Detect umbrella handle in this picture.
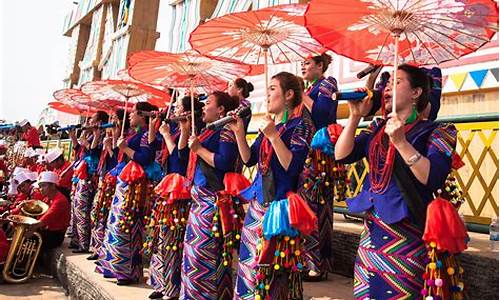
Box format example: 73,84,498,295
264,47,269,114
121,96,129,137
190,83,195,136
165,89,176,120
392,33,399,114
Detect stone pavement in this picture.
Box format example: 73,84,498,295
57,239,354,300
0,277,67,300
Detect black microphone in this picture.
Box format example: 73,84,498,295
206,106,252,130
331,90,382,102
356,64,381,79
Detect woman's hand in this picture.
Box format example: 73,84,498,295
117,137,127,150
227,112,244,135
159,122,171,137
385,112,406,146
103,137,112,150
188,135,201,153
260,114,278,142
347,87,373,118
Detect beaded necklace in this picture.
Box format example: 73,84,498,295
368,112,419,194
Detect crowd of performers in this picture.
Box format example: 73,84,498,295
0,56,470,300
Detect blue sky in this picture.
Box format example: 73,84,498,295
0,0,73,123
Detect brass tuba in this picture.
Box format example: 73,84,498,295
2,200,48,283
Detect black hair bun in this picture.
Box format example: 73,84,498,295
247,82,254,92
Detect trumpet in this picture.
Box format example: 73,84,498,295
2,200,48,283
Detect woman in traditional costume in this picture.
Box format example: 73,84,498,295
96,102,158,285
88,109,128,260
145,96,204,300
232,72,314,300
300,53,346,280
228,78,254,130
334,64,457,299
179,91,241,300
71,111,109,253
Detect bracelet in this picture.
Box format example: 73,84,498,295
406,152,422,166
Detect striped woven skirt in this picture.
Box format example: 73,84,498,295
179,185,232,300
95,178,145,282
300,151,344,274
90,174,116,255
71,179,95,251
354,211,426,300
147,200,190,297
234,198,267,300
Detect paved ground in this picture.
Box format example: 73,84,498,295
0,276,67,300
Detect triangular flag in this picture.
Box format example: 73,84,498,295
450,73,467,91
482,71,499,89
442,75,457,93
461,74,479,91
469,70,488,88
490,68,499,81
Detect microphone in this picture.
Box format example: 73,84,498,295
56,123,116,132
356,64,381,79
0,124,15,130
96,123,116,129
206,106,252,130
56,124,82,132
331,90,382,102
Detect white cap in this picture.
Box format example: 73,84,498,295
0,140,7,148
19,119,29,127
26,171,38,182
44,148,63,163
38,171,59,184
14,171,35,185
24,148,39,158
12,167,29,176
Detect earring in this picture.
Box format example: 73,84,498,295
282,102,289,123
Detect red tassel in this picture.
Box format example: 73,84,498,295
327,123,343,144
423,197,468,254
287,192,318,235
223,173,251,197
154,173,190,202
74,160,88,180
119,161,146,184
451,152,465,170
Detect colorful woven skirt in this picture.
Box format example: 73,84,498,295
301,150,347,274
179,185,232,300
147,200,190,297
90,174,116,255
234,199,267,300
71,179,95,251
95,178,146,281
354,211,426,300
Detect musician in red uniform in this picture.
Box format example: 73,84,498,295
0,140,8,192
19,119,41,149
45,148,73,200
0,226,9,264
31,171,71,250
2,171,44,215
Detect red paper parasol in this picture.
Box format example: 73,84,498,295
305,0,499,111
53,88,105,115
48,101,96,117
81,80,171,135
128,50,251,134
189,4,325,107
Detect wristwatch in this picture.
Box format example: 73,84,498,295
406,152,422,166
